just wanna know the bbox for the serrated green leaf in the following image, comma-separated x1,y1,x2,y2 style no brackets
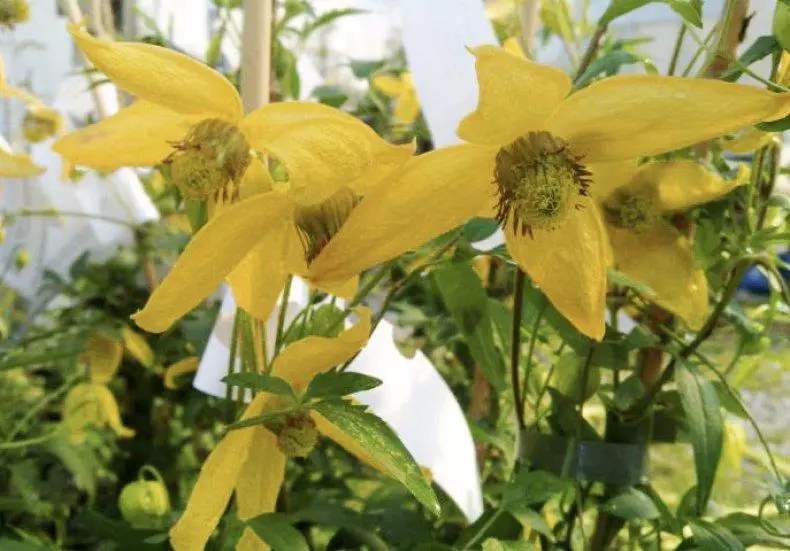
312,399,440,515
434,262,504,389
677,361,724,515
690,519,745,551
716,513,790,549
721,36,781,82
222,372,294,397
302,369,382,401
463,217,500,242
246,513,310,551
575,50,645,88
602,488,660,520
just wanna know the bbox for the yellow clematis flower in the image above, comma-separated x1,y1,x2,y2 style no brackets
170,311,388,551
372,71,421,125
63,333,135,443
53,24,410,206
307,46,790,340
591,160,746,329
51,24,412,332
724,51,790,154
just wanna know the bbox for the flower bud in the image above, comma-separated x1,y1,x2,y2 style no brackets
118,468,170,530
0,0,29,29
276,413,319,458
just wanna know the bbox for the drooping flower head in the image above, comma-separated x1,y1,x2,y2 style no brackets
307,46,790,340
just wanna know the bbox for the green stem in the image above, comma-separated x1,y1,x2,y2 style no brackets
700,0,737,75
520,295,547,425
463,509,504,550
4,375,78,442
0,428,63,451
510,269,527,431
667,24,687,75
574,25,607,83
274,274,293,356
1,209,137,228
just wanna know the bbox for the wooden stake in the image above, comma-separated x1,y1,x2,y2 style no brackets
241,0,273,113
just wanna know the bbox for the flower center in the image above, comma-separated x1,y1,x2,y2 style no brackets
22,107,61,143
0,0,28,28
294,187,360,264
602,186,660,233
494,131,590,237
165,118,251,202
275,413,319,458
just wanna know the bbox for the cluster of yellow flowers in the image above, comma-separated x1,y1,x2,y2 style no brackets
51,23,790,550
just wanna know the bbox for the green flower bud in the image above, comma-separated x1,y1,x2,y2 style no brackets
0,0,28,28
118,468,170,530
276,413,319,458
15,249,29,270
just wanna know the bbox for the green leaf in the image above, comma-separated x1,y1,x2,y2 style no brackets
482,539,533,551
312,399,440,514
222,372,295,397
600,0,702,27
716,513,790,549
621,326,660,350
756,113,790,132
721,36,781,82
183,198,208,233
690,519,745,551
434,262,504,389
350,59,384,79
601,488,660,521
463,217,500,242
303,8,365,34
550,353,601,401
677,361,724,515
712,381,748,419
310,84,348,108
502,470,571,509
608,267,656,297
0,540,49,551
302,369,382,401
775,1,790,51
506,503,554,539
575,50,646,88
246,513,310,551
45,431,99,500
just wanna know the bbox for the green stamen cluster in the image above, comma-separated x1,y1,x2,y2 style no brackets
275,413,319,458
294,187,360,263
22,107,61,143
0,0,28,28
166,118,251,201
494,131,590,237
603,186,660,233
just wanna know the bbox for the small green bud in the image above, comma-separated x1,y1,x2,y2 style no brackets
774,1,790,52
0,0,28,28
15,249,29,270
118,468,170,530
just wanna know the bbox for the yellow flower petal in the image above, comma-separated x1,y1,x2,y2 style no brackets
68,24,242,119
589,160,639,201
371,74,404,97
457,46,570,146
132,190,293,333
237,157,275,201
635,161,744,212
240,102,413,205
271,308,372,389
311,408,387,472
53,101,201,170
228,217,291,321
505,200,608,340
311,144,497,282
608,222,707,329
121,326,155,367
80,334,123,384
63,383,135,441
724,128,776,154
169,393,270,551
235,427,286,551
503,37,525,58
394,90,421,125
0,148,45,177
548,75,790,163
163,357,199,390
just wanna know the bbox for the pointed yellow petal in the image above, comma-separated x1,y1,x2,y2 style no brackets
505,201,608,340
724,128,776,154
457,46,570,146
311,408,387,472
371,74,404,97
228,217,291,321
634,161,744,212
548,75,790,162
235,428,286,551
394,91,421,125
97,385,136,439
0,148,44,177
237,157,275,201
132,190,293,333
502,37,525,58
240,102,413,205
121,326,155,367
163,357,199,389
608,222,707,329
53,101,201,170
589,160,639,201
271,308,372,389
311,144,497,282
63,383,135,440
170,393,270,551
80,334,123,384
68,24,242,119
